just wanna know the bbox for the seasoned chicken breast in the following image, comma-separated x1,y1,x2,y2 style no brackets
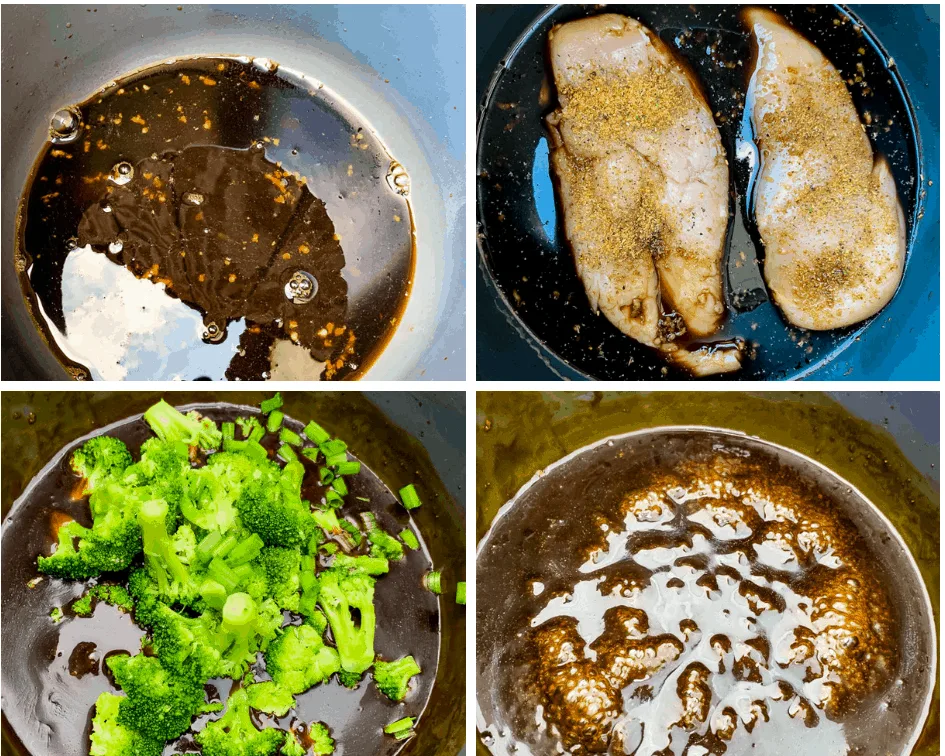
546,13,741,375
745,8,905,330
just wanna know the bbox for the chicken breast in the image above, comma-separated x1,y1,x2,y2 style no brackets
745,8,905,330
546,13,741,375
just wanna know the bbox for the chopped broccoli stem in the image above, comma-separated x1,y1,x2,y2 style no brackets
399,484,422,511
335,460,361,476
319,439,347,457
423,571,442,595
278,444,298,463
330,477,348,496
384,716,416,739
325,452,348,467
399,529,420,550
267,410,285,433
222,422,235,440
260,393,284,414
456,581,466,605
279,426,302,447
304,420,331,444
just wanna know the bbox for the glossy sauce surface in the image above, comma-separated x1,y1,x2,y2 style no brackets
477,432,912,756
16,57,414,381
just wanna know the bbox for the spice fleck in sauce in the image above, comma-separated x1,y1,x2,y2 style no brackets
16,57,414,381
477,435,902,756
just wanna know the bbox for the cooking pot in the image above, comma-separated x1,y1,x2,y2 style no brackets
1,5,465,380
475,391,939,755
1,391,466,755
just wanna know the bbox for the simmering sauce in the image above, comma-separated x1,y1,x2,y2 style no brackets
16,57,414,381
477,433,906,756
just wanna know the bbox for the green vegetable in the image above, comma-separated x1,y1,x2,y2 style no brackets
316,567,376,674
72,584,134,617
143,399,222,450
423,571,442,595
279,426,302,447
50,606,63,624
246,681,296,716
399,484,422,511
384,716,415,740
260,393,284,414
89,692,164,756
456,581,466,605
70,435,133,494
303,420,331,444
373,656,421,702
265,624,341,694
267,410,285,433
334,460,361,476
399,529,420,550
196,688,284,756
107,653,205,741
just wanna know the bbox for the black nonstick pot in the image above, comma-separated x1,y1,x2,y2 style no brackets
476,4,938,380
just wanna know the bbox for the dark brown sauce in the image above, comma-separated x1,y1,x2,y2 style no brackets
477,431,917,756
2,406,439,756
15,57,415,381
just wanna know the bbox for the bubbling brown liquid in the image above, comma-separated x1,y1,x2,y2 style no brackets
478,449,899,756
16,56,414,381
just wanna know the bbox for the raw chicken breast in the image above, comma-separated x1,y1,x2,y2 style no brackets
546,13,741,375
745,8,905,330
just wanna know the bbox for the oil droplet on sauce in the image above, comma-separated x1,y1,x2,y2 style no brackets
17,56,414,381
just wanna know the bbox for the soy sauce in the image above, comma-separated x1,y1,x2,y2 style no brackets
16,56,415,381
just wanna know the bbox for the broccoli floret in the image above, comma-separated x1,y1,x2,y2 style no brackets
259,547,301,611
144,399,223,450
282,724,332,756
107,653,205,741
236,463,315,548
37,513,142,579
213,593,283,678
310,723,335,755
264,624,341,694
196,688,284,756
71,436,133,494
180,459,250,532
246,681,296,716
72,583,135,617
50,606,64,624
336,670,363,688
89,692,164,756
149,603,222,681
72,593,93,617
316,568,376,674
138,499,199,605
373,656,422,702
281,735,305,756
